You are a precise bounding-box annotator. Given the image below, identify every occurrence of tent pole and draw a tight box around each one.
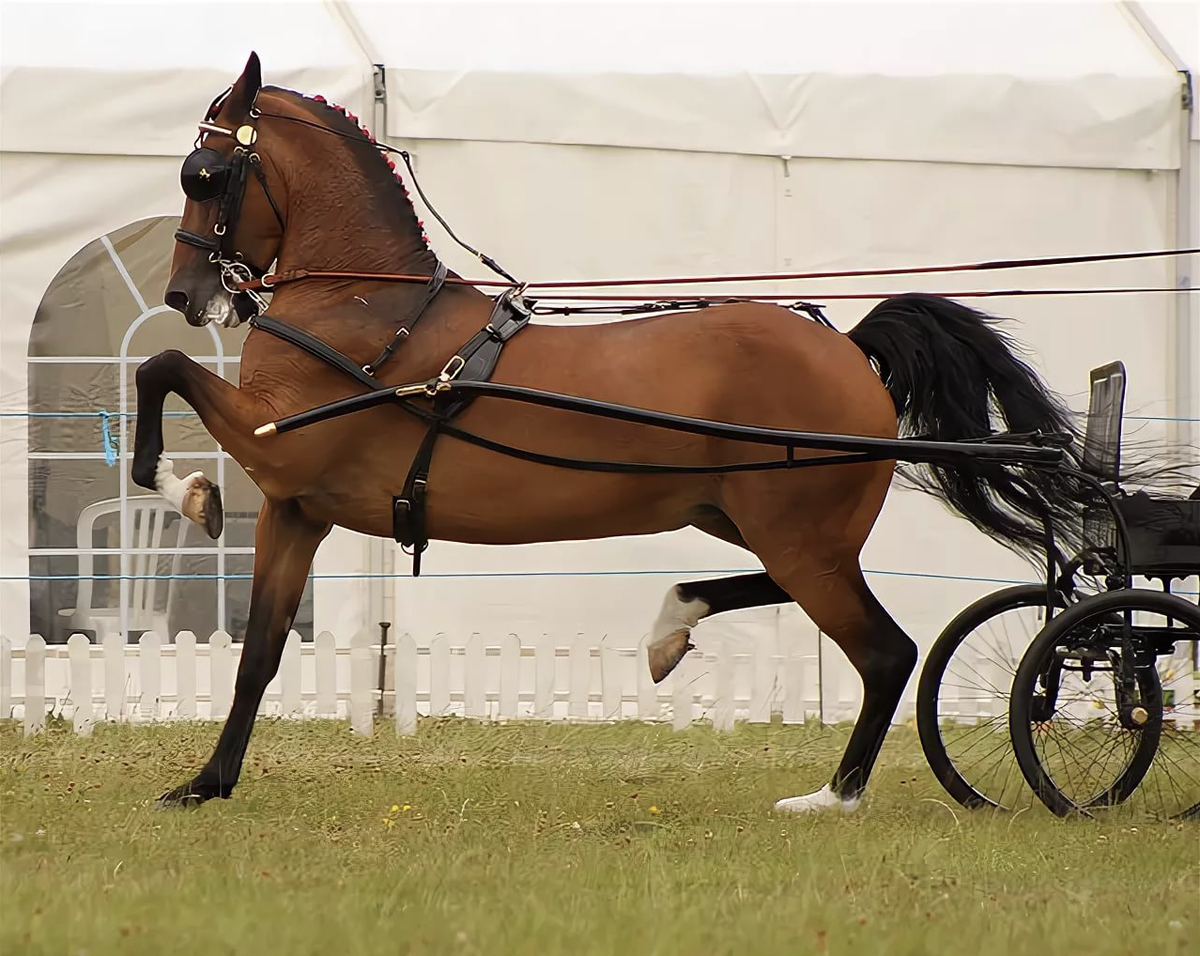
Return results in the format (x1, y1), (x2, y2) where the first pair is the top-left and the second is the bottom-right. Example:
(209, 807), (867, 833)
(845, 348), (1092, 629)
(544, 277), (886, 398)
(1123, 1), (1198, 465)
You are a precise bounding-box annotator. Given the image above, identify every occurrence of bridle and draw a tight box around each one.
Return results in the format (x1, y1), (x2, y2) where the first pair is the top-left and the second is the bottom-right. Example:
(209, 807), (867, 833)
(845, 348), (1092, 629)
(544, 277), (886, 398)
(175, 85), (520, 322)
(175, 86), (286, 315)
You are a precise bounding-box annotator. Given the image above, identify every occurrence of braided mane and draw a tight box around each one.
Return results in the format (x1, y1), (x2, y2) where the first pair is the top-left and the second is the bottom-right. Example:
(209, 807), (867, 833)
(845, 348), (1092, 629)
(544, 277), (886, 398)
(285, 89), (431, 248)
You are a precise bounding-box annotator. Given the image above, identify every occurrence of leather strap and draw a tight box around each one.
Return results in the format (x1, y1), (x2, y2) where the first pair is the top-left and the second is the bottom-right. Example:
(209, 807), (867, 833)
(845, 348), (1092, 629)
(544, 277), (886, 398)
(239, 267), (490, 293)
(393, 424), (441, 576)
(174, 229), (220, 253)
(434, 290), (533, 420)
(363, 261), (448, 376)
(251, 315), (383, 391)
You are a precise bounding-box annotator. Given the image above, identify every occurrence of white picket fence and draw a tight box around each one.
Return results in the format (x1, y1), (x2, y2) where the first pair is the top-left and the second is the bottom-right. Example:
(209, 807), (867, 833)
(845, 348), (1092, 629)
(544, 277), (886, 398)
(5, 629), (1195, 738)
(1, 627), (902, 737)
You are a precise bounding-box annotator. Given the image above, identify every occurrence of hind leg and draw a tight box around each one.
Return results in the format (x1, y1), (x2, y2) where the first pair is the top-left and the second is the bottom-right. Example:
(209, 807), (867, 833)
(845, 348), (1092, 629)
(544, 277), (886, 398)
(767, 562), (916, 812)
(722, 457), (914, 811)
(648, 509), (791, 682)
(648, 572), (790, 682)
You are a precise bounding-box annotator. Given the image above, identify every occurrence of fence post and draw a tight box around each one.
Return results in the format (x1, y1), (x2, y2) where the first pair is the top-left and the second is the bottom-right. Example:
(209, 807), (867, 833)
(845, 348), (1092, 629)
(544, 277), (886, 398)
(139, 632), (162, 721)
(671, 652), (692, 731)
(429, 633), (450, 717)
(175, 631), (197, 719)
(100, 631), (125, 722)
(600, 640), (622, 720)
(569, 633), (590, 720)
(210, 630), (233, 719)
(280, 630), (302, 717)
(498, 633), (520, 719)
(534, 635), (554, 719)
(394, 631), (418, 736)
(349, 628), (375, 735)
(636, 636), (656, 720)
(464, 632), (486, 719)
(68, 633), (94, 736)
(0, 635), (11, 721)
(314, 631), (337, 717)
(782, 622), (811, 725)
(24, 635), (46, 736)
(749, 630), (773, 724)
(713, 636), (735, 733)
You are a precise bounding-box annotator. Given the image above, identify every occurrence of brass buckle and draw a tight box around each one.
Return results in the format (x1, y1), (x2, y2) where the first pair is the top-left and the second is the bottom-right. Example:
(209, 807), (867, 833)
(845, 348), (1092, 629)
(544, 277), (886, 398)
(438, 354), (465, 384)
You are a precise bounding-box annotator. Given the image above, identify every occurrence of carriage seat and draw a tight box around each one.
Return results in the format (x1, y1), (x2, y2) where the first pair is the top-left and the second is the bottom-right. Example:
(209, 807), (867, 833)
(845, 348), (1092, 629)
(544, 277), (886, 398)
(1108, 490), (1200, 581)
(1078, 361), (1199, 581)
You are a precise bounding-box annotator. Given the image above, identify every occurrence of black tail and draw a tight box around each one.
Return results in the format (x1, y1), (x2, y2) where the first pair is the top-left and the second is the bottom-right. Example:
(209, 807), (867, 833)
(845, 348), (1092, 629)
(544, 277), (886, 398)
(848, 293), (1085, 566)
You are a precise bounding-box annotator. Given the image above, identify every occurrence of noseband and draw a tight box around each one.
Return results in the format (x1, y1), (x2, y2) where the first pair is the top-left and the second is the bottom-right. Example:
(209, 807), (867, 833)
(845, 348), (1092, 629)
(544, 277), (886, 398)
(174, 86), (285, 314)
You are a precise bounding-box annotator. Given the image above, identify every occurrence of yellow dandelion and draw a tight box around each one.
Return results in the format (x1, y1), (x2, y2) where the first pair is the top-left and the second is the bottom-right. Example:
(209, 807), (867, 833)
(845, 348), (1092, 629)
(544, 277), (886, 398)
(648, 805), (660, 814)
(402, 805), (412, 812)
(390, 805), (400, 813)
(382, 817), (395, 828)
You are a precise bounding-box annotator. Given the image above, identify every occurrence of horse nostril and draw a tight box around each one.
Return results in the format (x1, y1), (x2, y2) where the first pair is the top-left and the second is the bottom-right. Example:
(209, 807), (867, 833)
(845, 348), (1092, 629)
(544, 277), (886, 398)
(165, 290), (190, 314)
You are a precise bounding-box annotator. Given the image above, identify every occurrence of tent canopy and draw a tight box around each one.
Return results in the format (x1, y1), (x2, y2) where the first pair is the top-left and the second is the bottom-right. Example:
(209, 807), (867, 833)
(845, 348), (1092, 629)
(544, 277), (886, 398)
(1, 1), (1192, 168)
(364, 1), (1186, 169)
(0, 1), (373, 157)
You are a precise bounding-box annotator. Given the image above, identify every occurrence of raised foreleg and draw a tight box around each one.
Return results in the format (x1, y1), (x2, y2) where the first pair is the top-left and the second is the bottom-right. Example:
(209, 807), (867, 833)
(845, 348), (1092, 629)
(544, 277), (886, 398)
(131, 349), (274, 536)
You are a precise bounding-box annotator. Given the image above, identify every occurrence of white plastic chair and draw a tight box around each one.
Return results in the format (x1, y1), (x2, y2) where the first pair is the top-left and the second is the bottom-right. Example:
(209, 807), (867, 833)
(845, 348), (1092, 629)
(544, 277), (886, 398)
(57, 496), (189, 639)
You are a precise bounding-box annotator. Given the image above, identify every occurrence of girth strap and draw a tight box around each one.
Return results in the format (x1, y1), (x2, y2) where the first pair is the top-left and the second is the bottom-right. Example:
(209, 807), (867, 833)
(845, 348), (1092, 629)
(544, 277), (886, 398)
(388, 290), (534, 569)
(393, 424), (441, 576)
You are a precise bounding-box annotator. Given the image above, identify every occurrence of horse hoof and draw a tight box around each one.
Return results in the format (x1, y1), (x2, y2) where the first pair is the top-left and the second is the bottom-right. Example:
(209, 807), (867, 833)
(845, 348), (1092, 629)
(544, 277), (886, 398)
(155, 778), (228, 809)
(773, 784), (861, 814)
(647, 630), (694, 684)
(181, 475), (224, 540)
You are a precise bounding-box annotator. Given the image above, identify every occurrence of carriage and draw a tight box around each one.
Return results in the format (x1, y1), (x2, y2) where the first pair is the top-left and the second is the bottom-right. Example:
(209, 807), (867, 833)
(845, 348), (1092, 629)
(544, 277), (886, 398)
(142, 52), (1198, 816)
(915, 361), (1200, 820)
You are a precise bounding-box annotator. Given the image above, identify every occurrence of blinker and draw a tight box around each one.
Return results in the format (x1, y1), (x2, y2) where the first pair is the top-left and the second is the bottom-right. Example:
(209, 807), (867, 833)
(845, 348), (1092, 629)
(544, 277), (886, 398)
(181, 147), (230, 202)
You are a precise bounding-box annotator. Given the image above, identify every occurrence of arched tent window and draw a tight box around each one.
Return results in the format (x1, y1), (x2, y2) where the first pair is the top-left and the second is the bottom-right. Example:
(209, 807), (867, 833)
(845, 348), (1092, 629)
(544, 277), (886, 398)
(26, 216), (313, 643)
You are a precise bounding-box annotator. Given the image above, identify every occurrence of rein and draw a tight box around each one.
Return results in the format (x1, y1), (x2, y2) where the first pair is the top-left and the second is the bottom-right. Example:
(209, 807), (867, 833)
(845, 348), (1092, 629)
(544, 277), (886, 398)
(236, 246), (1200, 298)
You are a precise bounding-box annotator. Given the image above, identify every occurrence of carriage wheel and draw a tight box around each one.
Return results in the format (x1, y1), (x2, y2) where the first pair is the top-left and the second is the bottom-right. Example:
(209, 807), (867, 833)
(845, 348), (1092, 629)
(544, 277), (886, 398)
(1009, 589), (1200, 820)
(916, 585), (1065, 810)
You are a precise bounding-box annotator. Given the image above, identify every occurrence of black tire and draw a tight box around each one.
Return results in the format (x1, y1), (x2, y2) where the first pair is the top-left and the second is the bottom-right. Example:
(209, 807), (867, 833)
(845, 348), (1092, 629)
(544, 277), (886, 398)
(1008, 589), (1200, 817)
(917, 585), (1062, 809)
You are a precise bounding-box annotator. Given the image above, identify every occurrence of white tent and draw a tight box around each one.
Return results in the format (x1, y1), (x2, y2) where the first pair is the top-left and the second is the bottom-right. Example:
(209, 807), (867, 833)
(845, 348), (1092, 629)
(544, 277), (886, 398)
(2, 1), (1196, 674)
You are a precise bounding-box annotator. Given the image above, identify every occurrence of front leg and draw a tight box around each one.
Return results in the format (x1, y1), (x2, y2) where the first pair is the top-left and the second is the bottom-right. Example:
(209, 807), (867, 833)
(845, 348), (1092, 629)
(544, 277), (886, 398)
(131, 349), (271, 537)
(158, 498), (330, 807)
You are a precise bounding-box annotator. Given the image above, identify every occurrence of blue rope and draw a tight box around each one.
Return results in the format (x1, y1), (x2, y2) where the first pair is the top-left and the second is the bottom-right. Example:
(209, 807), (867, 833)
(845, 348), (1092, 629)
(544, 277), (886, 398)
(0, 411), (192, 418)
(98, 411), (118, 466)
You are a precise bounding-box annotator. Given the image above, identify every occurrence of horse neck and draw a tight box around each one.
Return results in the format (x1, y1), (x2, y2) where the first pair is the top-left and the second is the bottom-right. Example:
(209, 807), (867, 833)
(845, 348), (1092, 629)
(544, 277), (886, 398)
(274, 139), (438, 280)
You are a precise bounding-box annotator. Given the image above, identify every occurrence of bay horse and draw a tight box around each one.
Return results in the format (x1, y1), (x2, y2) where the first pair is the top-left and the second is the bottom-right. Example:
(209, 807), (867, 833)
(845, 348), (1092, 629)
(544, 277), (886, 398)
(139, 53), (1081, 809)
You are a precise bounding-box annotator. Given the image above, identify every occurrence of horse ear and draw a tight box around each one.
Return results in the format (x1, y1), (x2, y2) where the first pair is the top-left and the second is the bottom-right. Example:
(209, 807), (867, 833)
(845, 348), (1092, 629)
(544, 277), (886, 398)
(230, 51), (262, 113)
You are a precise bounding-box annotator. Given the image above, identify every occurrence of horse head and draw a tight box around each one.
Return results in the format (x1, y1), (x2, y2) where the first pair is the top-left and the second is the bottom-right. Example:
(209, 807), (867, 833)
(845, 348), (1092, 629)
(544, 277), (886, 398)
(166, 52), (284, 328)
(165, 52), (436, 330)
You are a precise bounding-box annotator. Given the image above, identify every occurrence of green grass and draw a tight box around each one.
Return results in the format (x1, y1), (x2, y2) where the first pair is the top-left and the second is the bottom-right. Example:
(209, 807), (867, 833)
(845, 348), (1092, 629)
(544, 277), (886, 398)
(1, 717), (1195, 956)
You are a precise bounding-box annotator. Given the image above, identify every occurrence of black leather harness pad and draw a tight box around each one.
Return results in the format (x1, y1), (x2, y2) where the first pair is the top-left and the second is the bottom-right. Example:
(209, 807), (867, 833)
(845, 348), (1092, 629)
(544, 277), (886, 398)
(391, 290), (533, 573)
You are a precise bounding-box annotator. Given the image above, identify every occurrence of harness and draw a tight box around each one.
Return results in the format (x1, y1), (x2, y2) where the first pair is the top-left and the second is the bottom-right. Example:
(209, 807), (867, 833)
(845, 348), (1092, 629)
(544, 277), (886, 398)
(177, 87), (530, 574)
